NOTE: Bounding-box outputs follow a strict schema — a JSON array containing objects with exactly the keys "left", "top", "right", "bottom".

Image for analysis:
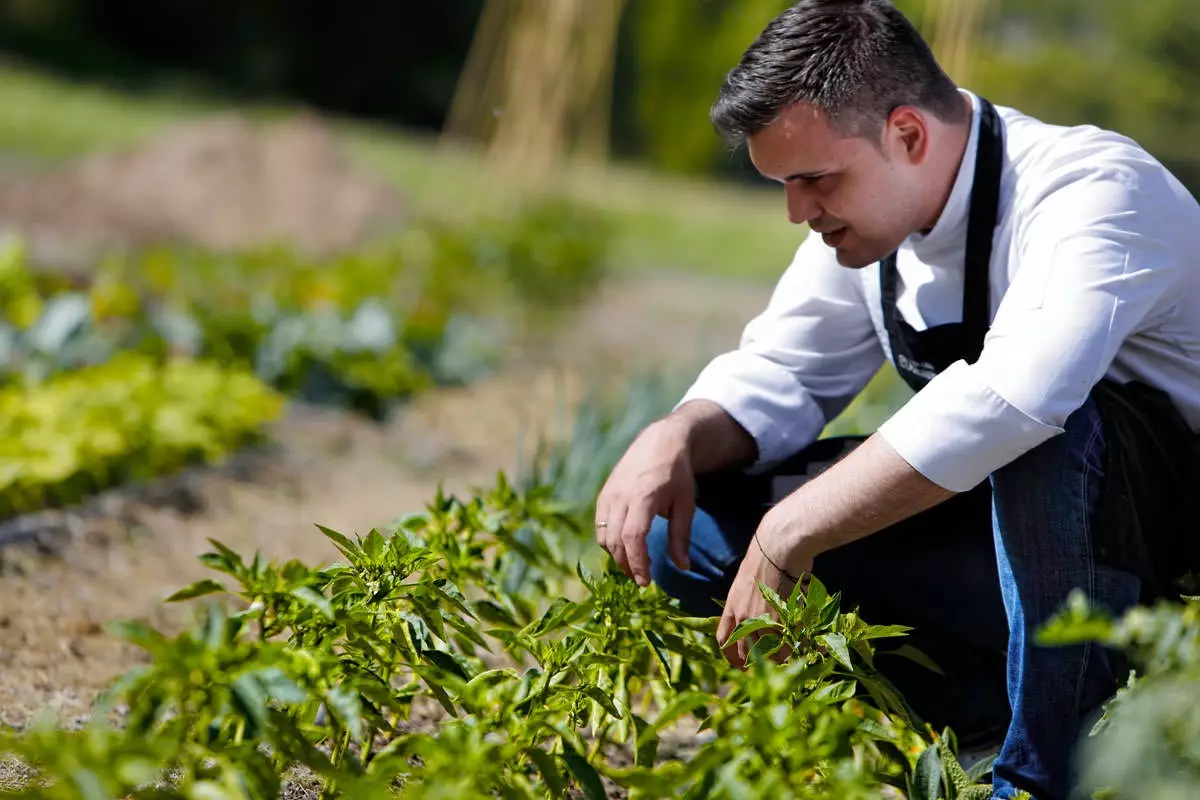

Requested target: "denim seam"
[{"left": 1070, "top": 415, "right": 1105, "bottom": 721}]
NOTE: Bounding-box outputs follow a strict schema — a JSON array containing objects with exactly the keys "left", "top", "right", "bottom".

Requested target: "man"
[{"left": 593, "top": 1, "right": 1200, "bottom": 798}]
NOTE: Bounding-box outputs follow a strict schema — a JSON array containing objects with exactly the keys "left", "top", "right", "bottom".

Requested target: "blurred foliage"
[
  {"left": 0, "top": 353, "right": 281, "bottom": 519},
  {"left": 0, "top": 196, "right": 610, "bottom": 420},
  {"left": 1037, "top": 590, "right": 1200, "bottom": 800},
  {"left": 970, "top": 0, "right": 1200, "bottom": 192},
  {"left": 621, "top": 0, "right": 792, "bottom": 176},
  {"left": 0, "top": 0, "right": 485, "bottom": 131},
  {"left": 2, "top": 0, "right": 1196, "bottom": 194}
]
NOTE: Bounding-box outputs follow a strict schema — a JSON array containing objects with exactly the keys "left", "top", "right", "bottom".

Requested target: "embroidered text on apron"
[{"left": 880, "top": 97, "right": 1004, "bottom": 392}]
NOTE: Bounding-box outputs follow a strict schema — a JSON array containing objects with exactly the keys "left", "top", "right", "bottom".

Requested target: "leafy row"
[
  {"left": 0, "top": 473, "right": 1019, "bottom": 799},
  {"left": 0, "top": 353, "right": 282, "bottom": 520},
  {"left": 0, "top": 197, "right": 609, "bottom": 419}
]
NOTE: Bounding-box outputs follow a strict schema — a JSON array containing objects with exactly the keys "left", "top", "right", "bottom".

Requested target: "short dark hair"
[{"left": 710, "top": 0, "right": 967, "bottom": 148}]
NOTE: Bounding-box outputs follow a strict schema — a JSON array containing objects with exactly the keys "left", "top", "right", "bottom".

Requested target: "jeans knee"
[
  {"left": 646, "top": 515, "right": 678, "bottom": 587},
  {"left": 645, "top": 511, "right": 736, "bottom": 618}
]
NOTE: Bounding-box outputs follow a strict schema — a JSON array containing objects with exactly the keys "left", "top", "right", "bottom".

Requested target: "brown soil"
[{"left": 0, "top": 113, "right": 404, "bottom": 267}]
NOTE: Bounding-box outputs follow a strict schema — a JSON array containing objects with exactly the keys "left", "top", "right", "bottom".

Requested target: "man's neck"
[{"left": 917, "top": 92, "right": 975, "bottom": 236}]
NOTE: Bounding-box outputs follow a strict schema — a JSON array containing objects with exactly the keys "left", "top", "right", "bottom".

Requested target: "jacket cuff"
[
  {"left": 676, "top": 352, "right": 828, "bottom": 473},
  {"left": 875, "top": 360, "right": 1065, "bottom": 491}
]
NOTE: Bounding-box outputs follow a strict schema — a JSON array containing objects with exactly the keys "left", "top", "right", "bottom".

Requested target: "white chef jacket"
[{"left": 678, "top": 90, "right": 1200, "bottom": 492}]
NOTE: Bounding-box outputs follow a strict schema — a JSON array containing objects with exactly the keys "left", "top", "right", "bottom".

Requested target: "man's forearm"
[
  {"left": 767, "top": 432, "right": 956, "bottom": 572},
  {"left": 666, "top": 399, "right": 758, "bottom": 474}
]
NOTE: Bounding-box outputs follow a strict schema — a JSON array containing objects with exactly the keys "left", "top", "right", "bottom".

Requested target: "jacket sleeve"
[{"left": 677, "top": 234, "right": 885, "bottom": 472}]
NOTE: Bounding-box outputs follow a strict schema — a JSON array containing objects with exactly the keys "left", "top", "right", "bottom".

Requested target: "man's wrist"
[{"left": 760, "top": 496, "right": 819, "bottom": 575}]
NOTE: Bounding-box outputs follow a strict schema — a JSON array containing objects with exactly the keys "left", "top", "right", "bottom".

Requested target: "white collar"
[{"left": 906, "top": 89, "right": 983, "bottom": 265}]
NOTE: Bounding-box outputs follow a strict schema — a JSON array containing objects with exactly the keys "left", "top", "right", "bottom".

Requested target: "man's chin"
[{"left": 831, "top": 246, "right": 879, "bottom": 270}]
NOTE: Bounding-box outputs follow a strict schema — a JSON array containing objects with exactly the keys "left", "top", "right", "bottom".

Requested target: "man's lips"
[{"left": 815, "top": 226, "right": 847, "bottom": 246}]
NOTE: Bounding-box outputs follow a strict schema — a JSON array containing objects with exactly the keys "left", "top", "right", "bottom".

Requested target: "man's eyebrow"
[{"left": 784, "top": 169, "right": 829, "bottom": 181}]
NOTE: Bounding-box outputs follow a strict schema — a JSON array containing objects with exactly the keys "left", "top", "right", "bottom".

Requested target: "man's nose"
[{"left": 785, "top": 183, "right": 820, "bottom": 225}]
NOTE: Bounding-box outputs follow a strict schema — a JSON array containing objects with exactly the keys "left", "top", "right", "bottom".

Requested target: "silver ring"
[{"left": 595, "top": 521, "right": 609, "bottom": 528}]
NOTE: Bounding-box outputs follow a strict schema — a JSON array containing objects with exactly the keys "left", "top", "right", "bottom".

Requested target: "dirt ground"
[{"left": 0, "top": 114, "right": 405, "bottom": 269}]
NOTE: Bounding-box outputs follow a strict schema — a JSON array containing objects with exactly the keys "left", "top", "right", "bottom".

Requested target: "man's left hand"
[{"left": 716, "top": 508, "right": 813, "bottom": 669}]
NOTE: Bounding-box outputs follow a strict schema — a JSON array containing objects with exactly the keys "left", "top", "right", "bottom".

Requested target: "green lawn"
[{"left": 0, "top": 59, "right": 802, "bottom": 282}]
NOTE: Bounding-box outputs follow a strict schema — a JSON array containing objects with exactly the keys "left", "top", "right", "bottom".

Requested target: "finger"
[
  {"left": 716, "top": 610, "right": 740, "bottom": 668},
  {"left": 594, "top": 492, "right": 612, "bottom": 546},
  {"left": 620, "top": 499, "right": 657, "bottom": 587},
  {"left": 667, "top": 480, "right": 695, "bottom": 572},
  {"left": 605, "top": 503, "right": 633, "bottom": 580}
]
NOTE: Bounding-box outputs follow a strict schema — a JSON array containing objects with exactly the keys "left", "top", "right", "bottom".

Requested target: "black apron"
[
  {"left": 879, "top": 97, "right": 1003, "bottom": 392},
  {"left": 877, "top": 97, "right": 1200, "bottom": 602}
]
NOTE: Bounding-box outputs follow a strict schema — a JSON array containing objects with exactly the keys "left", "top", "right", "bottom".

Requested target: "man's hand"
[
  {"left": 594, "top": 419, "right": 696, "bottom": 586},
  {"left": 716, "top": 509, "right": 813, "bottom": 669}
]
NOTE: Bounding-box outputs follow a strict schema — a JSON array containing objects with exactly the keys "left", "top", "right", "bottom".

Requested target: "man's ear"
[{"left": 887, "top": 106, "right": 930, "bottom": 165}]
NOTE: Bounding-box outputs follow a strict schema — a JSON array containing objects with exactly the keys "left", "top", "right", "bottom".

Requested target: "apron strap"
[{"left": 879, "top": 96, "right": 1006, "bottom": 368}]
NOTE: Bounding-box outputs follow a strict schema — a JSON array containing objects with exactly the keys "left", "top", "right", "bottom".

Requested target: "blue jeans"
[{"left": 646, "top": 398, "right": 1141, "bottom": 800}]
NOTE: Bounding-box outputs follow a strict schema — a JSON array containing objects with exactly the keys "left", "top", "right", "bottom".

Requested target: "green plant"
[
  {"left": 0, "top": 353, "right": 282, "bottom": 519},
  {"left": 0, "top": 473, "right": 960, "bottom": 799},
  {"left": 1037, "top": 591, "right": 1200, "bottom": 800}
]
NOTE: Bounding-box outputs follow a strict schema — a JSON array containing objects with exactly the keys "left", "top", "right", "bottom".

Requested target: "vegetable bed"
[
  {"left": 0, "top": 196, "right": 610, "bottom": 520},
  {"left": 0, "top": 383, "right": 1194, "bottom": 798}
]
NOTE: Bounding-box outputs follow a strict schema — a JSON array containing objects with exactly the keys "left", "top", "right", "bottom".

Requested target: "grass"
[{"left": 0, "top": 58, "right": 802, "bottom": 282}]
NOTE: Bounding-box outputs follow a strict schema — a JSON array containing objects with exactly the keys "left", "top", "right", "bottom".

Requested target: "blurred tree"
[
  {"left": 969, "top": 0, "right": 1200, "bottom": 193},
  {"left": 0, "top": 0, "right": 1196, "bottom": 195},
  {"left": 623, "top": 0, "right": 792, "bottom": 177},
  {"left": 441, "top": 0, "right": 626, "bottom": 188}
]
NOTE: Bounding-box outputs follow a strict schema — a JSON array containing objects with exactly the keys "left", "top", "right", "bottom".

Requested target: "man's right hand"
[{"left": 594, "top": 418, "right": 696, "bottom": 587}]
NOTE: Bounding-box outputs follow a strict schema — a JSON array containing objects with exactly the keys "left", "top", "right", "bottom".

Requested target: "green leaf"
[
  {"left": 811, "top": 679, "right": 857, "bottom": 704},
  {"left": 910, "top": 743, "right": 944, "bottom": 800},
  {"left": 582, "top": 686, "right": 622, "bottom": 720},
  {"left": 861, "top": 623, "right": 912, "bottom": 640},
  {"left": 325, "top": 685, "right": 364, "bottom": 743},
  {"left": 255, "top": 667, "right": 309, "bottom": 705},
  {"left": 291, "top": 586, "right": 334, "bottom": 620},
  {"left": 424, "top": 648, "right": 472, "bottom": 681},
  {"left": 562, "top": 749, "right": 606, "bottom": 800},
  {"left": 524, "top": 747, "right": 567, "bottom": 798},
  {"left": 747, "top": 633, "right": 784, "bottom": 663},
  {"left": 721, "top": 616, "right": 779, "bottom": 648},
  {"left": 644, "top": 691, "right": 712, "bottom": 741},
  {"left": 316, "top": 523, "right": 361, "bottom": 561},
  {"left": 165, "top": 579, "right": 228, "bottom": 602},
  {"left": 886, "top": 644, "right": 945, "bottom": 676},
  {"left": 231, "top": 673, "right": 269, "bottom": 739},
  {"left": 362, "top": 529, "right": 387, "bottom": 561},
  {"left": 801, "top": 574, "right": 829, "bottom": 623},
  {"left": 965, "top": 752, "right": 999, "bottom": 784},
  {"left": 632, "top": 714, "right": 659, "bottom": 768},
  {"left": 643, "top": 629, "right": 673, "bottom": 678},
  {"left": 474, "top": 599, "right": 520, "bottom": 628},
  {"left": 819, "top": 632, "right": 854, "bottom": 670}
]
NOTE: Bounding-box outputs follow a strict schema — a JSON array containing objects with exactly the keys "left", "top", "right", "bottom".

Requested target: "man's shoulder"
[
  {"left": 994, "top": 100, "right": 1199, "bottom": 233},
  {"left": 996, "top": 101, "right": 1165, "bottom": 181}
]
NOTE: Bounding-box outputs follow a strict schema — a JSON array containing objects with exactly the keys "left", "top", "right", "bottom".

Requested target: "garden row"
[
  {"left": 2, "top": 454, "right": 1194, "bottom": 799},
  {"left": 0, "top": 198, "right": 610, "bottom": 520}
]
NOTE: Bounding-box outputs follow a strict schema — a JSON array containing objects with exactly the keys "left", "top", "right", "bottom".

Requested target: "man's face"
[{"left": 747, "top": 101, "right": 929, "bottom": 268}]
